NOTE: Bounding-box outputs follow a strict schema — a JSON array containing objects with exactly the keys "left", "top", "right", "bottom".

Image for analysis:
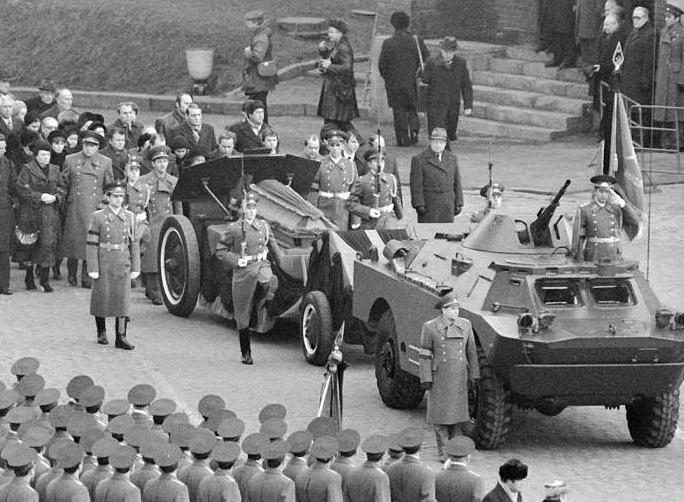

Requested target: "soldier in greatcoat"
[
  {"left": 45, "top": 441, "right": 90, "bottom": 502},
  {"left": 294, "top": 437, "right": 343, "bottom": 502},
  {"left": 233, "top": 434, "right": 266, "bottom": 500},
  {"left": 197, "top": 442, "right": 241, "bottom": 502},
  {"left": 139, "top": 146, "right": 181, "bottom": 305},
  {"left": 215, "top": 193, "right": 282, "bottom": 364},
  {"left": 124, "top": 156, "right": 150, "bottom": 288},
  {"left": 94, "top": 445, "right": 141, "bottom": 502},
  {"left": 0, "top": 134, "right": 16, "bottom": 295},
  {"left": 0, "top": 443, "right": 39, "bottom": 502},
  {"left": 244, "top": 441, "right": 294, "bottom": 502},
  {"left": 654, "top": 2, "right": 684, "bottom": 150},
  {"left": 434, "top": 437, "right": 484, "bottom": 502},
  {"left": 342, "top": 435, "right": 390, "bottom": 502},
  {"left": 409, "top": 128, "right": 463, "bottom": 223},
  {"left": 282, "top": 431, "right": 312, "bottom": 482},
  {"left": 347, "top": 149, "right": 402, "bottom": 230},
  {"left": 86, "top": 181, "right": 140, "bottom": 350},
  {"left": 141, "top": 444, "right": 190, "bottom": 502},
  {"left": 60, "top": 130, "right": 114, "bottom": 288},
  {"left": 308, "top": 130, "right": 358, "bottom": 230},
  {"left": 385, "top": 428, "right": 435, "bottom": 502},
  {"left": 242, "top": 11, "right": 278, "bottom": 124},
  {"left": 575, "top": 174, "right": 639, "bottom": 262},
  {"left": 419, "top": 292, "right": 479, "bottom": 462}
]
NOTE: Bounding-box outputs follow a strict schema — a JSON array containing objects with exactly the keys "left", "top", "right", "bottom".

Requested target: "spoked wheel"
[
  {"left": 158, "top": 215, "right": 200, "bottom": 317},
  {"left": 300, "top": 291, "right": 334, "bottom": 366}
]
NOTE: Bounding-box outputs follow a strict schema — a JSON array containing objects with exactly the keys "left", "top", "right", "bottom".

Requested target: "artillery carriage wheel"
[
  {"left": 158, "top": 215, "right": 201, "bottom": 317},
  {"left": 469, "top": 348, "right": 513, "bottom": 449},
  {"left": 626, "top": 390, "right": 679, "bottom": 448},
  {"left": 374, "top": 310, "right": 425, "bottom": 409},
  {"left": 300, "top": 291, "right": 335, "bottom": 366}
]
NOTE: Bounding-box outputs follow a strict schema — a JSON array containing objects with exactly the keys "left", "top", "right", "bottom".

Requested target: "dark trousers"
[
  {"left": 548, "top": 32, "right": 576, "bottom": 65},
  {"left": 246, "top": 91, "right": 269, "bottom": 124},
  {"left": 391, "top": 103, "right": 420, "bottom": 145},
  {"left": 0, "top": 250, "right": 9, "bottom": 289},
  {"left": 239, "top": 329, "right": 251, "bottom": 354},
  {"left": 428, "top": 104, "right": 460, "bottom": 141}
]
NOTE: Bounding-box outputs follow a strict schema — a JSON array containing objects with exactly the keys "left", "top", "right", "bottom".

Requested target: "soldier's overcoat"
[
  {"left": 385, "top": 456, "right": 435, "bottom": 502},
  {"left": 139, "top": 170, "right": 178, "bottom": 273},
  {"left": 342, "top": 462, "right": 390, "bottom": 502},
  {"left": 654, "top": 22, "right": 684, "bottom": 122},
  {"left": 347, "top": 170, "right": 402, "bottom": 230},
  {"left": 309, "top": 156, "right": 358, "bottom": 230},
  {"left": 294, "top": 464, "right": 343, "bottom": 502}
]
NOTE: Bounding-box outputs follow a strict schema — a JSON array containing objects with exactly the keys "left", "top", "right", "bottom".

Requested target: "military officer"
[
  {"left": 243, "top": 441, "right": 294, "bottom": 502},
  {"left": 409, "top": 127, "right": 463, "bottom": 223},
  {"left": 385, "top": 428, "right": 435, "bottom": 502},
  {"left": 139, "top": 145, "right": 181, "bottom": 305},
  {"left": 233, "top": 433, "right": 267, "bottom": 500},
  {"left": 215, "top": 192, "right": 282, "bottom": 365},
  {"left": 294, "top": 436, "right": 343, "bottom": 502},
  {"left": 380, "top": 435, "right": 403, "bottom": 473},
  {"left": 149, "top": 399, "right": 176, "bottom": 440},
  {"left": 128, "top": 385, "right": 156, "bottom": 428},
  {"left": 197, "top": 442, "right": 241, "bottom": 502},
  {"left": 419, "top": 292, "right": 479, "bottom": 461},
  {"left": 45, "top": 440, "right": 89, "bottom": 502},
  {"left": 142, "top": 443, "right": 190, "bottom": 502},
  {"left": 102, "top": 400, "right": 131, "bottom": 423},
  {"left": 330, "top": 429, "right": 359, "bottom": 492},
  {"left": 178, "top": 429, "right": 215, "bottom": 502},
  {"left": 347, "top": 149, "right": 402, "bottom": 230},
  {"left": 470, "top": 181, "right": 505, "bottom": 224},
  {"left": 82, "top": 437, "right": 118, "bottom": 500},
  {"left": 0, "top": 443, "right": 39, "bottom": 502},
  {"left": 94, "top": 445, "right": 141, "bottom": 502},
  {"left": 124, "top": 156, "right": 150, "bottom": 288},
  {"left": 308, "top": 130, "right": 358, "bottom": 230},
  {"left": 131, "top": 440, "right": 162, "bottom": 492},
  {"left": 282, "top": 430, "right": 312, "bottom": 481},
  {"left": 22, "top": 426, "right": 52, "bottom": 486},
  {"left": 258, "top": 403, "right": 286, "bottom": 425},
  {"left": 86, "top": 180, "right": 140, "bottom": 349},
  {"left": 60, "top": 129, "right": 114, "bottom": 288},
  {"left": 576, "top": 174, "right": 639, "bottom": 262},
  {"left": 435, "top": 437, "right": 484, "bottom": 502},
  {"left": 342, "top": 435, "right": 390, "bottom": 502}
]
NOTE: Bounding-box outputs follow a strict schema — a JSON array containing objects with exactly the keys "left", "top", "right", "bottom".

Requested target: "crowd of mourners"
[{"left": 0, "top": 356, "right": 571, "bottom": 502}]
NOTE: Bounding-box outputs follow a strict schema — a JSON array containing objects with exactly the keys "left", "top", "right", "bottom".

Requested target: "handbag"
[
  {"left": 415, "top": 35, "right": 429, "bottom": 112},
  {"left": 257, "top": 60, "right": 278, "bottom": 77},
  {"left": 15, "top": 225, "right": 38, "bottom": 246}
]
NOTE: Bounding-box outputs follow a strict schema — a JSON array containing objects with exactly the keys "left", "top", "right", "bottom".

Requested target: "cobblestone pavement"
[{"left": 1, "top": 112, "right": 684, "bottom": 501}]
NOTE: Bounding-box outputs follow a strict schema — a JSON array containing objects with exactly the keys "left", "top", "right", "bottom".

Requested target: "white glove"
[
  {"left": 610, "top": 189, "right": 626, "bottom": 208},
  {"left": 88, "top": 272, "right": 99, "bottom": 279},
  {"left": 40, "top": 193, "right": 56, "bottom": 204},
  {"left": 238, "top": 257, "right": 248, "bottom": 268},
  {"left": 369, "top": 208, "right": 380, "bottom": 219},
  {"left": 131, "top": 272, "right": 140, "bottom": 279}
]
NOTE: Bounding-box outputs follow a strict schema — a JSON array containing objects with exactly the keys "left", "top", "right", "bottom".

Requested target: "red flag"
[{"left": 608, "top": 92, "right": 645, "bottom": 240}]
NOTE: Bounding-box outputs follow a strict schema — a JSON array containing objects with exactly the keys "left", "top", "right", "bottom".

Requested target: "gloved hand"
[
  {"left": 40, "top": 193, "right": 56, "bottom": 204},
  {"left": 420, "top": 382, "right": 432, "bottom": 391},
  {"left": 454, "top": 205, "right": 462, "bottom": 216},
  {"left": 369, "top": 208, "right": 380, "bottom": 219},
  {"left": 416, "top": 206, "right": 428, "bottom": 216},
  {"left": 238, "top": 257, "right": 248, "bottom": 268},
  {"left": 131, "top": 272, "right": 140, "bottom": 279},
  {"left": 88, "top": 272, "right": 99, "bottom": 279}
]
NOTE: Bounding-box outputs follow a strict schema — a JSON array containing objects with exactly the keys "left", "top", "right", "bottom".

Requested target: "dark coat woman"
[
  {"left": 15, "top": 140, "right": 64, "bottom": 291},
  {"left": 0, "top": 152, "right": 16, "bottom": 293},
  {"left": 317, "top": 19, "right": 360, "bottom": 134}
]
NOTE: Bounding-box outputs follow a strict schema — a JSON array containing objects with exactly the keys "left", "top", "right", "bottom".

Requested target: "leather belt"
[
  {"left": 319, "top": 191, "right": 350, "bottom": 200},
  {"left": 99, "top": 243, "right": 127, "bottom": 250},
  {"left": 244, "top": 251, "right": 268, "bottom": 262},
  {"left": 587, "top": 237, "right": 619, "bottom": 243}
]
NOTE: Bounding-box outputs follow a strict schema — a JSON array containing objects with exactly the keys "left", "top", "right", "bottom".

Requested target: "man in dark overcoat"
[
  {"left": 419, "top": 292, "right": 479, "bottom": 461},
  {"left": 100, "top": 128, "right": 130, "bottom": 181},
  {"left": 539, "top": 0, "right": 577, "bottom": 67},
  {"left": 482, "top": 459, "right": 528, "bottom": 502},
  {"left": 155, "top": 93, "right": 193, "bottom": 142},
  {"left": 87, "top": 181, "right": 140, "bottom": 350},
  {"left": 242, "top": 10, "right": 278, "bottom": 124},
  {"left": 0, "top": 94, "right": 24, "bottom": 164},
  {"left": 168, "top": 103, "right": 218, "bottom": 158},
  {"left": 378, "top": 11, "right": 429, "bottom": 146},
  {"left": 107, "top": 102, "right": 143, "bottom": 150},
  {"left": 25, "top": 79, "right": 57, "bottom": 116},
  {"left": 575, "top": 0, "right": 605, "bottom": 65},
  {"left": 215, "top": 192, "right": 282, "bottom": 365},
  {"left": 60, "top": 130, "right": 114, "bottom": 288},
  {"left": 622, "top": 5, "right": 658, "bottom": 145},
  {"left": 422, "top": 37, "right": 473, "bottom": 142},
  {"left": 0, "top": 134, "right": 16, "bottom": 295},
  {"left": 409, "top": 128, "right": 464, "bottom": 223},
  {"left": 229, "top": 100, "right": 266, "bottom": 153}
]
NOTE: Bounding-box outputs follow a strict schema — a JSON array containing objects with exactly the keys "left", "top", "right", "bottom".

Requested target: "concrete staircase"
[{"left": 462, "top": 44, "right": 593, "bottom": 141}]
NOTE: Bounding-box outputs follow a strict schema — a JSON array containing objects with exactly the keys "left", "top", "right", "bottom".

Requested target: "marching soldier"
[
  {"left": 385, "top": 428, "right": 435, "bottom": 502},
  {"left": 575, "top": 174, "right": 639, "bottom": 263},
  {"left": 94, "top": 445, "right": 140, "bottom": 502},
  {"left": 142, "top": 444, "right": 190, "bottom": 502},
  {"left": 243, "top": 441, "right": 294, "bottom": 502},
  {"left": 308, "top": 130, "right": 358, "bottom": 230},
  {"left": 342, "top": 435, "right": 390, "bottom": 502},
  {"left": 419, "top": 292, "right": 479, "bottom": 462},
  {"left": 139, "top": 146, "right": 181, "bottom": 305},
  {"left": 197, "top": 442, "right": 241, "bottom": 502},
  {"left": 215, "top": 192, "right": 282, "bottom": 365},
  {"left": 347, "top": 149, "right": 402, "bottom": 230},
  {"left": 294, "top": 436, "right": 343, "bottom": 502},
  {"left": 87, "top": 180, "right": 140, "bottom": 349},
  {"left": 0, "top": 443, "right": 39, "bottom": 502},
  {"left": 434, "top": 437, "right": 484, "bottom": 502}
]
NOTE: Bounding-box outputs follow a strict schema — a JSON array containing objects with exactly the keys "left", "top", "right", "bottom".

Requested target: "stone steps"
[
  {"left": 474, "top": 85, "right": 589, "bottom": 115},
  {"left": 457, "top": 116, "right": 563, "bottom": 141},
  {"left": 471, "top": 101, "right": 589, "bottom": 131},
  {"left": 472, "top": 70, "right": 589, "bottom": 100},
  {"left": 489, "top": 58, "right": 586, "bottom": 84}
]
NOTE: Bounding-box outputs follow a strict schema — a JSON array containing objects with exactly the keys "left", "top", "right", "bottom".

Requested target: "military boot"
[
  {"left": 38, "top": 267, "right": 53, "bottom": 293},
  {"left": 239, "top": 329, "right": 253, "bottom": 365},
  {"left": 145, "top": 273, "right": 163, "bottom": 305},
  {"left": 67, "top": 258, "right": 78, "bottom": 286},
  {"left": 53, "top": 258, "right": 62, "bottom": 280},
  {"left": 96, "top": 316, "right": 108, "bottom": 345},
  {"left": 25, "top": 266, "right": 36, "bottom": 290},
  {"left": 115, "top": 317, "right": 135, "bottom": 350},
  {"left": 81, "top": 261, "right": 91, "bottom": 289}
]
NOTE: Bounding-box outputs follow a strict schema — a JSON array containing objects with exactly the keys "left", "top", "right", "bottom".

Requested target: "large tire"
[
  {"left": 470, "top": 349, "right": 513, "bottom": 450},
  {"left": 158, "top": 215, "right": 201, "bottom": 317},
  {"left": 300, "top": 291, "right": 334, "bottom": 366},
  {"left": 374, "top": 310, "right": 424, "bottom": 409},
  {"left": 626, "top": 390, "right": 679, "bottom": 448}
]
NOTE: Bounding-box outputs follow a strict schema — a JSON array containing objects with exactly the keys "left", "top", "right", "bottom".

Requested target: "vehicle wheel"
[
  {"left": 300, "top": 291, "right": 334, "bottom": 366},
  {"left": 626, "top": 390, "right": 679, "bottom": 448},
  {"left": 374, "top": 310, "right": 424, "bottom": 409},
  {"left": 470, "top": 348, "right": 513, "bottom": 449},
  {"left": 158, "top": 215, "right": 201, "bottom": 317}
]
